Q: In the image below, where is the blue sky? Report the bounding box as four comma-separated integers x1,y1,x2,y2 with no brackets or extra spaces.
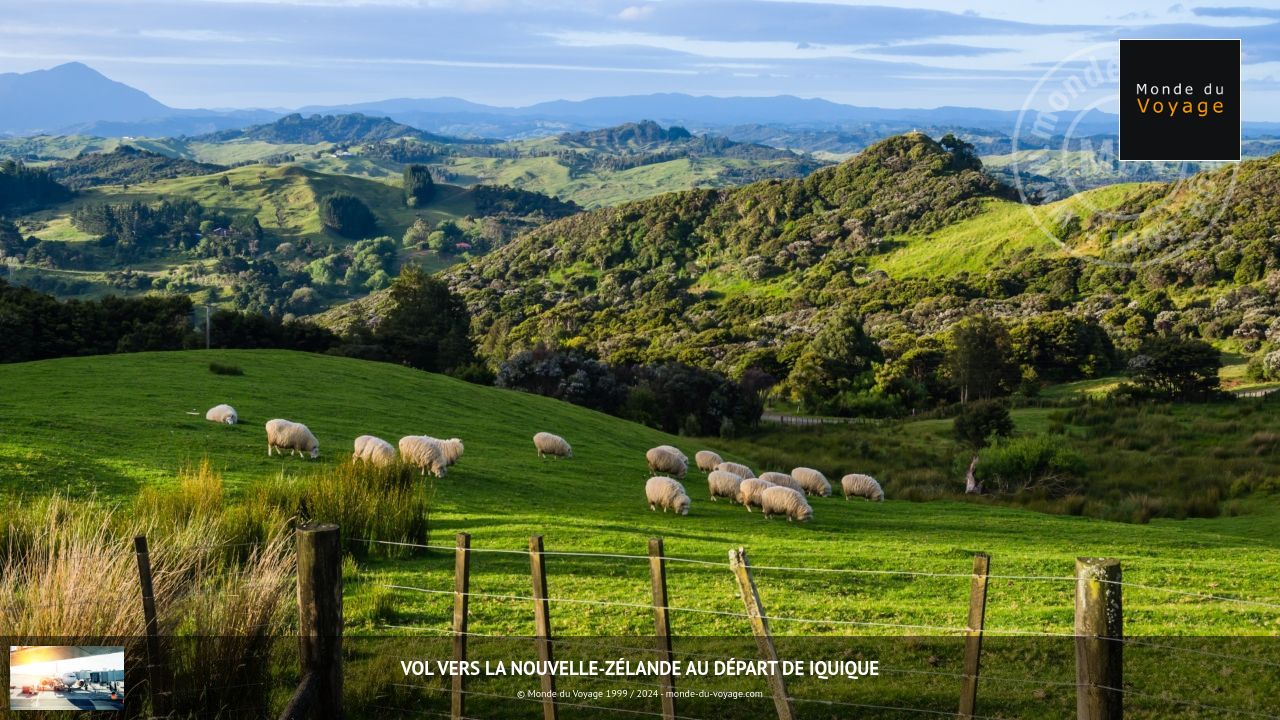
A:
1,1,1279,117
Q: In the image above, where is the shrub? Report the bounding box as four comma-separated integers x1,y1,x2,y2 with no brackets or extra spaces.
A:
971,435,1087,496
318,191,378,239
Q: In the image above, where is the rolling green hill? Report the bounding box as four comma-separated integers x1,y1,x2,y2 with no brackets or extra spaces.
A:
1,348,1278,645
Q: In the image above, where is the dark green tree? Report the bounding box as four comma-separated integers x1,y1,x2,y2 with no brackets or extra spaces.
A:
403,164,434,207
787,307,882,412
944,314,1020,403
318,192,377,239
953,399,1014,493
373,265,476,372
1127,336,1221,401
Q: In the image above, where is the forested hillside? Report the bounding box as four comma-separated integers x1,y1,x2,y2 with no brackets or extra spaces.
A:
447,132,1280,414
49,146,225,189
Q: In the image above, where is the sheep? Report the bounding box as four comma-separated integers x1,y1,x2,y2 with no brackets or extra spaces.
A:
707,470,743,503
265,419,319,459
645,476,691,515
695,450,723,473
439,438,465,466
760,486,813,522
841,473,885,502
205,404,238,425
353,435,396,467
656,445,688,464
533,432,573,459
791,467,832,497
716,461,756,479
759,471,804,493
399,435,449,477
737,477,776,512
646,446,688,478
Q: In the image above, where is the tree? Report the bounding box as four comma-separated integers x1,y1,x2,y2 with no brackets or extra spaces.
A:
787,307,881,412
953,399,1014,493
944,314,1020,403
373,265,476,372
1127,336,1221,401
318,192,377,239
403,164,434,207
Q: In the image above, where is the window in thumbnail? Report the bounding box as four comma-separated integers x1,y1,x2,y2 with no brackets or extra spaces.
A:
8,646,125,711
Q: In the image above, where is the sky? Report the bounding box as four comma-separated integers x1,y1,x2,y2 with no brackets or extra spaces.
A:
10,650,125,680
1,0,1279,117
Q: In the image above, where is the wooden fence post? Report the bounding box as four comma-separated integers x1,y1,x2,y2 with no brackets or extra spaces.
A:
958,552,990,719
452,533,471,720
1074,558,1122,720
728,547,795,720
529,535,558,720
648,538,677,720
294,523,343,720
133,535,168,717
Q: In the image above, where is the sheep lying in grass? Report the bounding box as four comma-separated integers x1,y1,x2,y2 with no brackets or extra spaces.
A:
533,432,573,459
760,486,813,522
439,438,465,466
791,467,832,497
841,473,884,502
206,404,238,425
759,471,804,493
737,477,776,512
695,450,723,473
399,435,449,477
266,419,319,459
647,446,688,478
353,435,396,467
716,461,755,479
645,476,691,515
707,470,743,503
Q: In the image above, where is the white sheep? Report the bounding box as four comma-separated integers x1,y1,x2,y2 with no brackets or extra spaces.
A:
695,450,723,473
646,446,688,478
265,419,319,459
759,471,804,493
760,486,813,522
716,461,756,479
791,467,832,497
533,432,573,459
353,435,396,467
399,435,449,477
645,476,691,515
439,438,465,466
656,445,689,463
841,473,884,502
737,477,776,512
205,404,238,425
707,470,742,503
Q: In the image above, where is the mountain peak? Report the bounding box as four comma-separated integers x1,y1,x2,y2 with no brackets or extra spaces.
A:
0,62,172,134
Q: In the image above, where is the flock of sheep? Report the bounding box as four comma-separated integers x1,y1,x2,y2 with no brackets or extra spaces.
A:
641,446,883,523
203,407,881,524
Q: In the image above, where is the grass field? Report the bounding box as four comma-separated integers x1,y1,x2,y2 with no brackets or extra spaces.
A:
1,349,1278,644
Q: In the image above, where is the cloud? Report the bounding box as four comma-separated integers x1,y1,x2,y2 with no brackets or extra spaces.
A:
868,43,1015,57
1192,6,1280,19
618,5,653,21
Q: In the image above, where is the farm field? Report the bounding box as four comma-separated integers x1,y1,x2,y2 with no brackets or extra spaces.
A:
2,349,1278,646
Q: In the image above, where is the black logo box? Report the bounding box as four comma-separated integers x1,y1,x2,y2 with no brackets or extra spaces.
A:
1119,39,1241,162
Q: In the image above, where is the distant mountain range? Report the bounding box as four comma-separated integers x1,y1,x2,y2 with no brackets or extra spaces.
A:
5,62,1280,144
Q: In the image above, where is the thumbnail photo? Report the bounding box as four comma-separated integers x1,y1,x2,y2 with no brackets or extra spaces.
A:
8,646,125,712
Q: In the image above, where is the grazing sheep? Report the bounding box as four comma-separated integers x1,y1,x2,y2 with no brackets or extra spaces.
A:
791,467,832,497
737,477,776,512
353,435,396,467
205,404,238,425
760,486,814,522
439,438,465,466
656,445,689,463
707,470,743,503
265,419,319,459
647,446,688,478
841,473,884,502
716,461,756,479
645,476,691,515
399,435,449,477
533,432,573,459
759,471,804,493
695,450,723,473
